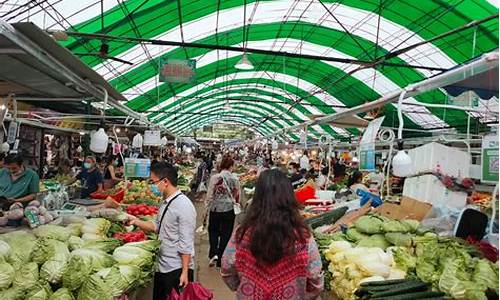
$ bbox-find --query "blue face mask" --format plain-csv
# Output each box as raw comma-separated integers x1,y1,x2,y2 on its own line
83,163,92,169
151,184,162,197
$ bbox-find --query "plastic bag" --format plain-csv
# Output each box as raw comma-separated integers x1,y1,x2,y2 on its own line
168,283,213,300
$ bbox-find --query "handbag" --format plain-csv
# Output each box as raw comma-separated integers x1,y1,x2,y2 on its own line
221,174,241,215
168,282,214,300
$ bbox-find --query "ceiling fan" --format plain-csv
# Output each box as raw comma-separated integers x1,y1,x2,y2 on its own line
73,0,133,65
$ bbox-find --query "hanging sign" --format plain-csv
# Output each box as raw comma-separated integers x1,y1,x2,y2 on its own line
124,158,151,178
481,134,499,183
359,116,385,171
143,130,161,146
159,58,196,83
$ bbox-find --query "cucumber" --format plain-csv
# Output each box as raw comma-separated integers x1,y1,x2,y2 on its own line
360,279,409,287
369,281,429,297
371,291,444,300
305,206,348,229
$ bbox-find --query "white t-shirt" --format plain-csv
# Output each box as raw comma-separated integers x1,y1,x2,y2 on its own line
299,155,310,170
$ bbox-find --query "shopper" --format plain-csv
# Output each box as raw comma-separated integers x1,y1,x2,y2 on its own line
221,169,324,300
71,156,104,198
205,155,241,268
192,155,208,192
0,153,5,169
348,170,369,194
316,167,330,190
126,162,196,300
300,149,310,171
288,162,306,189
333,157,347,183
103,155,122,189
0,153,40,206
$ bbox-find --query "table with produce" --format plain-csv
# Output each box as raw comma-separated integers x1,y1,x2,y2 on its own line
309,202,499,300
0,178,166,300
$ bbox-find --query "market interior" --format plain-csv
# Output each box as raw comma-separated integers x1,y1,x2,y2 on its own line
0,1,498,299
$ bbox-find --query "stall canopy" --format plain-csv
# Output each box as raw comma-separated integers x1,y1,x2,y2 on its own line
1,0,498,140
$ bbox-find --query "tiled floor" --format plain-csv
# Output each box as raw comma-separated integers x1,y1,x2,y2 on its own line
193,200,235,300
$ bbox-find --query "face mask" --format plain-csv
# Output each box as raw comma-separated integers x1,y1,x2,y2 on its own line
83,163,92,169
113,161,119,166
151,184,162,197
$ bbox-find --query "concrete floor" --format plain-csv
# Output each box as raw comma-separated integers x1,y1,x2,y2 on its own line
193,200,235,300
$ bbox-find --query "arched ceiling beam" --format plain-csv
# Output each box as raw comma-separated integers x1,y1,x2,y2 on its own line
169,102,308,139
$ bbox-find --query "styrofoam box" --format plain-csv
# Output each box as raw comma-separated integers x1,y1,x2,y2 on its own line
408,142,470,177
403,174,467,210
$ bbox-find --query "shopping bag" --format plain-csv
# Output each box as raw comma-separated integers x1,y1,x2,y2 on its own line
168,283,213,300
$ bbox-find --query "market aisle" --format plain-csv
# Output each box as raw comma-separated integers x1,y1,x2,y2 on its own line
193,200,235,300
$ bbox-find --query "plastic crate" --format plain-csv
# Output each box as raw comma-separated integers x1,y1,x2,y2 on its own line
403,174,467,210
408,142,470,177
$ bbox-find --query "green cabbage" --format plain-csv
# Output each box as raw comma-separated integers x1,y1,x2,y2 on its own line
26,283,52,300
81,218,111,237
113,245,155,269
0,231,37,269
381,220,410,233
385,232,414,247
80,239,123,254
77,273,112,300
62,248,114,291
12,262,38,290
0,240,11,261
356,234,391,250
473,259,498,293
392,247,417,273
97,265,142,297
33,225,71,242
400,220,420,233
124,240,161,252
66,223,82,237
31,238,69,264
0,287,24,300
0,262,15,289
62,255,92,291
50,288,75,300
68,236,84,251
345,228,369,242
354,215,383,234
40,260,68,284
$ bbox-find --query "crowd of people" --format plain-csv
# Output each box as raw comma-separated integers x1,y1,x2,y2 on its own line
0,146,388,300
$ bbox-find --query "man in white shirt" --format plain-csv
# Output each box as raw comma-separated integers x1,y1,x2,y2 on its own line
299,150,310,171
126,162,196,300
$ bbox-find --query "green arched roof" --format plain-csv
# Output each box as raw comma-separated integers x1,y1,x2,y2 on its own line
2,0,497,138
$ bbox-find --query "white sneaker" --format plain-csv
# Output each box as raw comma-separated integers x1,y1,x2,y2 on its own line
208,256,218,267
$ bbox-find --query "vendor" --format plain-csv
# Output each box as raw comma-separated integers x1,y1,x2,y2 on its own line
103,155,122,189
347,170,369,194
288,162,305,189
0,153,40,206
367,166,385,190
70,156,103,198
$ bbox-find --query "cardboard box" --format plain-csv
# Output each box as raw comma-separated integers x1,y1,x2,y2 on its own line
375,196,432,221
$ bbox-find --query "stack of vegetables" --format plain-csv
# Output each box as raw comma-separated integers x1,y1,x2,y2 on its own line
117,180,162,204
323,241,407,300
392,236,498,300
0,217,160,300
316,214,499,300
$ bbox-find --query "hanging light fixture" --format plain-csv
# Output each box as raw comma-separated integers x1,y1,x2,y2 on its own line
392,89,413,177
235,53,254,70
